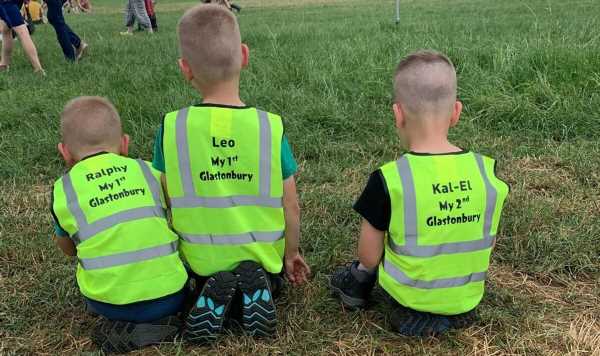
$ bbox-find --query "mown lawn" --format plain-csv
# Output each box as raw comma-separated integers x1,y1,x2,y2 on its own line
1,0,599,354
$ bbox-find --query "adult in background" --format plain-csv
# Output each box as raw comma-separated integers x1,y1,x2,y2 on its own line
0,0,43,72
120,0,152,35
44,0,87,61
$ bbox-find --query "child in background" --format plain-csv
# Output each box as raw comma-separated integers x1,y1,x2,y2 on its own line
330,50,509,337
50,96,188,353
152,3,310,342
121,0,152,35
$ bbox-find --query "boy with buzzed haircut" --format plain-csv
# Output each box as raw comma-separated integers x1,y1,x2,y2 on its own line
50,96,188,353
152,3,310,341
330,51,509,337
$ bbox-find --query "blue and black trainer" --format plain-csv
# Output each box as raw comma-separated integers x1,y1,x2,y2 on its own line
184,271,238,343
234,261,277,337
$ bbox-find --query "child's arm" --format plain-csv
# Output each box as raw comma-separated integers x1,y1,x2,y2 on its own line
357,219,385,269
52,235,76,256
282,176,310,285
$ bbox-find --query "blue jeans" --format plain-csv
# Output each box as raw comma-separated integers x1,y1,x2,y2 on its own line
85,289,186,323
45,0,81,61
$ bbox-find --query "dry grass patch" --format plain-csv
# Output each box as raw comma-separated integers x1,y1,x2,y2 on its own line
567,314,600,356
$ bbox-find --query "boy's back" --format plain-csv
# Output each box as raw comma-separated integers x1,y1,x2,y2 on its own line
162,104,286,276
375,150,508,315
330,51,509,337
155,4,309,341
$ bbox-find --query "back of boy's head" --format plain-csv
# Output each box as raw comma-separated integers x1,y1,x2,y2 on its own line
61,96,122,158
178,4,242,84
393,50,457,120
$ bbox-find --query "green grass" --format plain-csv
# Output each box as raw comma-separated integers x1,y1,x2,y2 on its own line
1,0,599,354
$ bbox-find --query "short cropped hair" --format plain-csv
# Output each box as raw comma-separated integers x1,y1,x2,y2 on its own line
178,4,242,84
393,50,457,119
61,96,122,157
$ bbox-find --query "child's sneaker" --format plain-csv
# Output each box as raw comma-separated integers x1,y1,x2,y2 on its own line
329,260,376,309
91,316,181,353
389,305,450,337
234,261,277,337
184,271,238,343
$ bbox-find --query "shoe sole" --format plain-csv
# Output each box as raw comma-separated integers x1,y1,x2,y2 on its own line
92,317,180,353
329,280,367,309
184,271,237,343
235,261,277,337
76,43,88,61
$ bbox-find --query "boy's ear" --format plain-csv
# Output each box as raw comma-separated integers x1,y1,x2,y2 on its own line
449,101,463,127
120,134,130,157
178,58,194,82
58,143,75,167
393,103,405,129
241,43,249,69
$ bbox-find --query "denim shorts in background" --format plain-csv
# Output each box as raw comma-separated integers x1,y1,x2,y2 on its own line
85,289,186,323
0,0,25,28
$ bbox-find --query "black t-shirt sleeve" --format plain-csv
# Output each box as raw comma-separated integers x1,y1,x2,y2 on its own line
353,169,391,231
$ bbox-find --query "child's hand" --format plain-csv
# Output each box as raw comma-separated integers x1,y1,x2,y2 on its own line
284,252,310,286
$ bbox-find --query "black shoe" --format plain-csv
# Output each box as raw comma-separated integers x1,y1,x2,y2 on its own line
234,261,277,337
329,261,376,309
184,271,238,343
269,273,285,299
91,316,181,353
448,308,478,329
390,305,450,337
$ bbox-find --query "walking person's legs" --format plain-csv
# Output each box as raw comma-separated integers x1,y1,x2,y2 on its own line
46,0,85,61
122,0,136,34
0,4,43,72
12,24,43,71
131,0,152,33
0,20,14,69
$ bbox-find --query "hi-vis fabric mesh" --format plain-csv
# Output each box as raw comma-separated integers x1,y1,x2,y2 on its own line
378,152,509,315
52,153,187,305
163,106,285,276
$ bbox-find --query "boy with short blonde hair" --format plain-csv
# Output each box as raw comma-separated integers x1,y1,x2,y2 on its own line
330,51,509,337
51,96,188,353
152,3,310,342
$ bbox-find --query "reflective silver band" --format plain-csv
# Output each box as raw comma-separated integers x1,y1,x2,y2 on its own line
397,156,417,248
79,241,178,270
62,174,87,243
175,108,195,197
136,159,164,207
258,110,271,197
474,154,497,240
73,206,166,242
173,108,276,209
388,234,495,257
388,153,498,257
383,259,487,289
171,195,282,209
180,231,284,245
62,160,165,245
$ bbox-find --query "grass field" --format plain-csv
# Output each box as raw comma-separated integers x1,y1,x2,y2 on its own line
1,0,599,354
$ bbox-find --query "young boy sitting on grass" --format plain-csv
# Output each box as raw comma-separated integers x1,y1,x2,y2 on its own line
50,96,188,353
151,3,311,342
330,51,509,337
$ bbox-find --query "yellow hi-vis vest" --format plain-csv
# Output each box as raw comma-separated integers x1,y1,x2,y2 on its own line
52,153,187,305
163,106,285,276
378,152,509,315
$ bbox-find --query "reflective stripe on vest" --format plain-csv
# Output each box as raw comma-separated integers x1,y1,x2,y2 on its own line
383,259,487,289
180,230,284,245
79,241,178,270
62,159,165,248
387,154,497,258
170,108,281,209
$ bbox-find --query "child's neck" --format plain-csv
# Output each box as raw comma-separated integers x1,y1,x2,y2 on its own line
407,136,462,154
198,79,245,107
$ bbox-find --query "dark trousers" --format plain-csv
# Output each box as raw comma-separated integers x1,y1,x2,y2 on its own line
45,0,81,61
